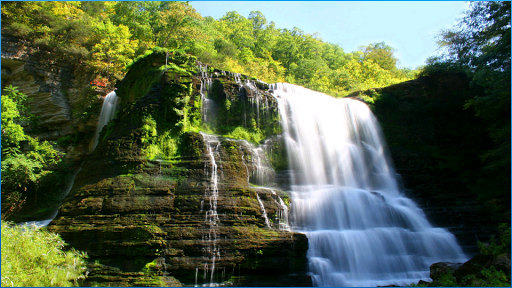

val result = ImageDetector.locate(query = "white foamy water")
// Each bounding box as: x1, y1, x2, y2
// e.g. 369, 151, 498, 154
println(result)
199, 132, 221, 286
272, 83, 467, 287
89, 91, 119, 152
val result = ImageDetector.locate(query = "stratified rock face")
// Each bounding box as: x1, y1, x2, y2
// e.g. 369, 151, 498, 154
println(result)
2, 38, 72, 139
1, 36, 104, 157
48, 51, 310, 287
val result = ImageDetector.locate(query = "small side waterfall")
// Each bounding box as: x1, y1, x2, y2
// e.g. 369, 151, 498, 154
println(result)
89, 91, 119, 152
237, 139, 276, 187
198, 64, 215, 125
256, 191, 272, 228
272, 83, 467, 287
17, 166, 82, 228
199, 132, 222, 286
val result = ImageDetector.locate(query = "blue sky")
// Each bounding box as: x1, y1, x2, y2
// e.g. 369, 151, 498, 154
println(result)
190, 1, 470, 69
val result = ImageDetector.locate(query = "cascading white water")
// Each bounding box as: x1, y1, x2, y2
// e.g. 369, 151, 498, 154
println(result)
199, 132, 221, 286
256, 191, 272, 228
272, 83, 467, 287
237, 139, 276, 187
17, 166, 82, 228
198, 63, 215, 125
258, 187, 291, 232
89, 91, 119, 152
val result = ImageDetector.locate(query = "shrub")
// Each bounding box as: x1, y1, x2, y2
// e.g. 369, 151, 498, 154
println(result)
478, 223, 511, 256
1, 221, 87, 287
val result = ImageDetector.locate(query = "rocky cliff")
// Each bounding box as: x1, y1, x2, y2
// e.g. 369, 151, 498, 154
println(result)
46, 50, 310, 287
1, 35, 109, 160
4, 34, 509, 286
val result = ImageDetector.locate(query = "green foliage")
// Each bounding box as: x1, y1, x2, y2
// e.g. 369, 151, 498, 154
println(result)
1, 221, 87, 287
1, 154, 44, 193
225, 126, 264, 144
1, 86, 62, 220
435, 273, 459, 287
480, 266, 510, 287
429, 1, 511, 202
141, 115, 179, 160
2, 1, 418, 94
87, 20, 138, 81
460, 266, 511, 287
141, 115, 158, 144
359, 41, 398, 71
478, 223, 511, 256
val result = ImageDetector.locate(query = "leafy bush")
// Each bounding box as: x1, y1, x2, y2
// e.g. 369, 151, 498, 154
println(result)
4, 22, 33, 40
1, 221, 87, 287
1, 86, 63, 220
461, 266, 511, 287
225, 126, 264, 144
478, 223, 511, 256
142, 116, 179, 160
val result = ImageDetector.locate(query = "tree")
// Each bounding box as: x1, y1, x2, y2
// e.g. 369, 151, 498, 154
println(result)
1, 86, 60, 219
154, 1, 205, 49
359, 41, 398, 71
434, 1, 510, 200
1, 85, 27, 155
248, 11, 270, 57
217, 11, 255, 51
88, 20, 137, 81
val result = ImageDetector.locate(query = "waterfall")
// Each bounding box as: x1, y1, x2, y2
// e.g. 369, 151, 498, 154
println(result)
89, 91, 119, 152
237, 139, 276, 187
200, 132, 221, 286
17, 166, 82, 228
256, 191, 272, 228
198, 63, 215, 125
271, 83, 467, 287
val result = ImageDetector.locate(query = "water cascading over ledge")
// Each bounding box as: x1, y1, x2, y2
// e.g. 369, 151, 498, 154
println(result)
271, 83, 467, 287
89, 91, 120, 152
48, 51, 310, 287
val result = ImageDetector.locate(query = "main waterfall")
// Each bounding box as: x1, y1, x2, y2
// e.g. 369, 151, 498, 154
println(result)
271, 83, 467, 287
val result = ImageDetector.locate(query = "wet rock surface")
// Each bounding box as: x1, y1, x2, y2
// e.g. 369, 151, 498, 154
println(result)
48, 51, 310, 286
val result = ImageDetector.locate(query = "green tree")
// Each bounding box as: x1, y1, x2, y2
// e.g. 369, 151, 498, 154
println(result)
359, 41, 399, 71
88, 20, 137, 81
153, 1, 205, 49
1, 85, 27, 155
248, 11, 276, 58
1, 86, 61, 219
217, 11, 255, 51
435, 1, 510, 200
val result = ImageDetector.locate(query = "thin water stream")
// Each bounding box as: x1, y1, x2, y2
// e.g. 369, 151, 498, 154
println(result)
89, 91, 119, 152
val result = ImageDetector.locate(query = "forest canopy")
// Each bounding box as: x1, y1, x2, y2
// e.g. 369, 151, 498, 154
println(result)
1, 1, 417, 96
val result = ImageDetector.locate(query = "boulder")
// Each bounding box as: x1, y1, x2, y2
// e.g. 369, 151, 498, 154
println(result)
453, 253, 511, 281
430, 262, 462, 281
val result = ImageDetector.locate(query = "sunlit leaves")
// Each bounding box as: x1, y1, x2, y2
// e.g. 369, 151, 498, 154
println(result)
1, 221, 87, 287
88, 20, 137, 80
1, 86, 61, 217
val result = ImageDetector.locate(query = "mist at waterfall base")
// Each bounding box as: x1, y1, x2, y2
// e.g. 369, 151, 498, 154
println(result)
271, 83, 467, 287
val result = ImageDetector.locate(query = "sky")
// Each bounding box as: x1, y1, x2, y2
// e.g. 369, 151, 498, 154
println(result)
190, 1, 470, 69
